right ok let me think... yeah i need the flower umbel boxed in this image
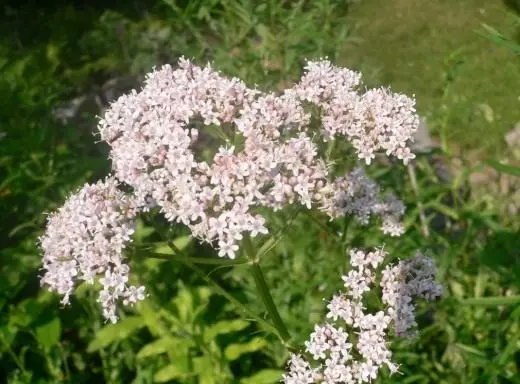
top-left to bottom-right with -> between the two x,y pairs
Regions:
39,177 -> 144,323
40,58 -> 420,322
97,58 -> 416,258
283,248 -> 442,383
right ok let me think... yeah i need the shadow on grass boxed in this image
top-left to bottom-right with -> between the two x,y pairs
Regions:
477,228 -> 520,288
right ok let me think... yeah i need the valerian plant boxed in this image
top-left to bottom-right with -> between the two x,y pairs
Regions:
39,58 -> 442,383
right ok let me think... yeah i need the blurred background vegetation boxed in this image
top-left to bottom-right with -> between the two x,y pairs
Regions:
1,0 -> 520,383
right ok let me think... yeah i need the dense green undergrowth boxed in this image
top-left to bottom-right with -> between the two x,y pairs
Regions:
1,1 -> 519,383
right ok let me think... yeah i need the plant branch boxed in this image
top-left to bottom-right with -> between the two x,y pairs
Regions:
407,162 -> 430,238
171,253 -> 280,338
243,235 -> 291,343
136,248 -> 249,266
148,223 -> 285,340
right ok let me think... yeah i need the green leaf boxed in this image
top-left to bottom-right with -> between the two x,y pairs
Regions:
224,337 -> 267,361
136,301 -> 171,337
241,369 -> 283,384
426,202 -> 460,220
136,337 -> 179,359
461,296 -> 520,306
134,219 -> 155,243
0,325 -> 18,349
204,319 -> 250,343
455,343 -> 486,357
35,317 -> 61,349
154,364 -> 191,382
154,235 -> 192,255
485,159 -> 520,177
87,316 -> 145,352
193,355 -> 218,384
480,24 -> 520,55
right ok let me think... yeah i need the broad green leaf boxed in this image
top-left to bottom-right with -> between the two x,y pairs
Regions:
137,337 -> 179,359
241,369 -> 283,384
87,316 -> 145,352
35,317 -> 61,349
224,337 -> 267,361
485,159 -> 520,177
204,319 -> 250,343
74,282 -> 91,299
461,296 -> 520,306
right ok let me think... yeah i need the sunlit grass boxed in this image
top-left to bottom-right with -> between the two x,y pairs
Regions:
340,0 -> 520,154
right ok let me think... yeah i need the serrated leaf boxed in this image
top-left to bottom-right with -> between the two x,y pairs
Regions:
87,316 -> 145,352
35,317 -> 61,349
204,319 -> 250,343
224,337 -> 267,361
241,369 -> 283,384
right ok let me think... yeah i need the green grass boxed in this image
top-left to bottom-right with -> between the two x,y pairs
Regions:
340,0 -> 520,154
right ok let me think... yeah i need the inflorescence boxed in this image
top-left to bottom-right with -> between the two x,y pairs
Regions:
40,58 -> 420,323
283,248 -> 442,383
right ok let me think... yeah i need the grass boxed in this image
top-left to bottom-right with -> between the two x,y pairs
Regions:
340,0 -> 520,155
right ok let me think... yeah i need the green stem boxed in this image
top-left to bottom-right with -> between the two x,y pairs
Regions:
250,262 -> 291,342
0,334 -> 26,374
341,215 -> 350,243
137,248 -> 249,266
150,222 -> 293,345
243,236 -> 291,343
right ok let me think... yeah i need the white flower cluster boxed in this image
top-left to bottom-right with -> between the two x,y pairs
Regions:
39,177 -> 145,323
97,58 -> 416,258
283,248 -> 442,383
289,60 -> 418,165
40,59 -> 419,321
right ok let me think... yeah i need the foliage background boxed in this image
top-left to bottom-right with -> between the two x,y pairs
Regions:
1,0 -> 520,383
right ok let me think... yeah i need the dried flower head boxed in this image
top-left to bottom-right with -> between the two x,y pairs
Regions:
283,248 -> 442,383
